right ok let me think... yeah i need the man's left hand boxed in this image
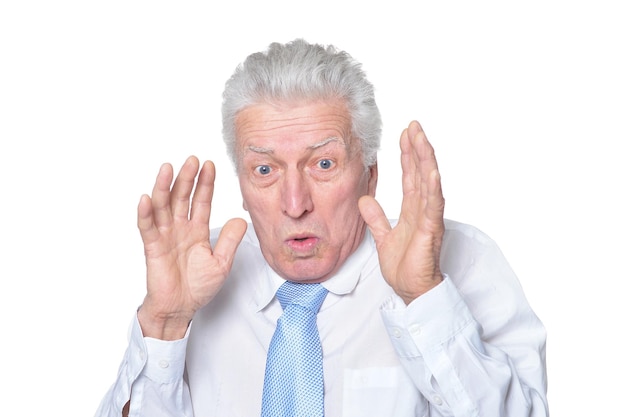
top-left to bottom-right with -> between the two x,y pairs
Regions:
359,121 -> 445,304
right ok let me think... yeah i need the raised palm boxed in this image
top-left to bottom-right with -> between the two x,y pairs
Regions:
137,157 -> 247,339
359,121 -> 445,304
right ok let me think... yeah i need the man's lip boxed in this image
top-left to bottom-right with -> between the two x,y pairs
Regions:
285,233 -> 319,241
284,234 -> 320,251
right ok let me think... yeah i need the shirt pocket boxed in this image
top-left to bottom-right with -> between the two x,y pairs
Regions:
342,367 -> 429,417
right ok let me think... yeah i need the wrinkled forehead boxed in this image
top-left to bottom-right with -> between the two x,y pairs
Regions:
233,99 -> 357,155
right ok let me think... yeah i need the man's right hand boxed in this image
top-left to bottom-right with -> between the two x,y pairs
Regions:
136,156 -> 247,340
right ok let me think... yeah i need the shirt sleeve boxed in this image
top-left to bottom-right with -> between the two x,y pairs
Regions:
94,314 -> 193,417
380,243 -> 548,416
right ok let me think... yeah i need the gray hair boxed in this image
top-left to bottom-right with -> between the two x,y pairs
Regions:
221,39 -> 382,168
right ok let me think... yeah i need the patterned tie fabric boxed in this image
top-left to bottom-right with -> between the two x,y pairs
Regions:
261,281 -> 329,417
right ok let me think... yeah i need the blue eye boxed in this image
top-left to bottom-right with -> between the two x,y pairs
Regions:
255,165 -> 272,175
318,159 -> 333,169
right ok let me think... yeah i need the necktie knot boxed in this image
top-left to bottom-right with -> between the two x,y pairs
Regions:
276,281 -> 328,313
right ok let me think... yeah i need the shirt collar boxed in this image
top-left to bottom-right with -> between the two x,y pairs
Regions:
254,228 -> 377,312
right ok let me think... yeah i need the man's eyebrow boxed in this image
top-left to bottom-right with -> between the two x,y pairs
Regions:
245,137 -> 345,154
308,137 -> 344,149
246,145 -> 274,154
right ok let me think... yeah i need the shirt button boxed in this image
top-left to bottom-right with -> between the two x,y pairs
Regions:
158,360 -> 170,369
391,327 -> 402,338
432,395 -> 443,406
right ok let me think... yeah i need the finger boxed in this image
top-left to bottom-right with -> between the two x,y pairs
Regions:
358,195 -> 391,244
150,163 -> 175,228
170,156 -> 200,221
425,169 -> 445,226
190,160 -> 216,228
408,125 -> 444,235
212,218 -> 248,268
407,121 -> 439,196
137,194 -> 160,245
400,127 -> 418,197
400,122 -> 428,225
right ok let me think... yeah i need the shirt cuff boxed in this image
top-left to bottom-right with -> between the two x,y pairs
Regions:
380,275 -> 475,357
127,314 -> 190,384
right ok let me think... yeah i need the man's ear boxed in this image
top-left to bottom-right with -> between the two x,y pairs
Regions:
367,162 -> 378,197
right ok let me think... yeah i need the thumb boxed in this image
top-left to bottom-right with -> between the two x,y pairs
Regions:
358,195 -> 391,244
213,218 -> 248,267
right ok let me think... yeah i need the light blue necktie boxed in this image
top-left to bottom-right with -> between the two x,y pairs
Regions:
261,281 -> 329,417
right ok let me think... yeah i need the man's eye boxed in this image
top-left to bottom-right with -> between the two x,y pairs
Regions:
318,159 -> 333,170
255,165 -> 272,175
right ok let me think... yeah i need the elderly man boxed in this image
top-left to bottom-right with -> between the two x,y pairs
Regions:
96,39 -> 548,417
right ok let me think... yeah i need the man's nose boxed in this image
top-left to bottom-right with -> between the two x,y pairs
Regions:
280,170 -> 313,218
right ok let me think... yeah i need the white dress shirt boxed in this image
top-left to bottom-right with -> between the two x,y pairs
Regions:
95,219 -> 548,417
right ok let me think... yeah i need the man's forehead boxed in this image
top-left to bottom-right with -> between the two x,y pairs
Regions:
236,99 -> 349,127
235,100 -> 352,142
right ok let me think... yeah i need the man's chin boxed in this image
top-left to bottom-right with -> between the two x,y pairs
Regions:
273,259 -> 335,284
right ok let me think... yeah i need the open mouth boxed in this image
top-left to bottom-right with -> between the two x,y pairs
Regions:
286,235 -> 319,252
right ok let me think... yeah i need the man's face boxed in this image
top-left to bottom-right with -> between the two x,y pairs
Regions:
235,99 -> 378,283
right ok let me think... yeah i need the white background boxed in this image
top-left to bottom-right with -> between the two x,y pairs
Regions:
1,1 -> 624,415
